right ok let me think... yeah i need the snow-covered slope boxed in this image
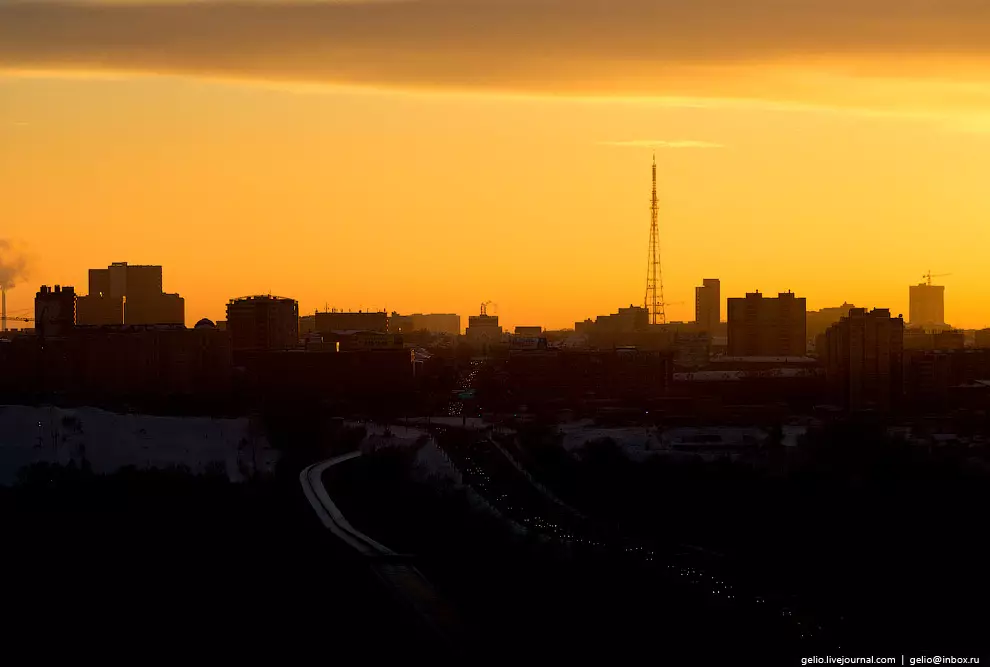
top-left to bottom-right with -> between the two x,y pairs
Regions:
352,422 -> 429,453
0,404 -> 277,485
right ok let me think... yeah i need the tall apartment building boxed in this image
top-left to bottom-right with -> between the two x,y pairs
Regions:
694,278 -> 720,334
35,285 -> 76,338
909,283 -> 945,328
77,262 -> 184,326
806,303 -> 856,344
226,295 -> 299,352
823,308 -> 904,410
727,291 -> 807,357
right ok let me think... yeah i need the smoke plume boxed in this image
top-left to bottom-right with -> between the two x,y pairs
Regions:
0,239 -> 30,290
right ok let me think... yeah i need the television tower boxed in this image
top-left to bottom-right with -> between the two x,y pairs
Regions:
644,153 -> 666,325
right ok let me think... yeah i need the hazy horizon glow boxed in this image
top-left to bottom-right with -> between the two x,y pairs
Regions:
1,1 -> 989,329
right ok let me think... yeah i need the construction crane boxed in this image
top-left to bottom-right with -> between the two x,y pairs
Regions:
922,271 -> 951,286
1,315 -> 33,332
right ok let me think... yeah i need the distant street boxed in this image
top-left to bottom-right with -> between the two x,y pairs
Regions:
427,415 -> 824,651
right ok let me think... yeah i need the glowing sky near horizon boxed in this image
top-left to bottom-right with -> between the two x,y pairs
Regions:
1,0 -> 989,328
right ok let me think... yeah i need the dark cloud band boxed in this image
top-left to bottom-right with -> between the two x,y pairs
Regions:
1,0 -> 988,99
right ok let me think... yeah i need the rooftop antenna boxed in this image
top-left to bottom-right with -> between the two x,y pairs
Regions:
644,152 -> 666,325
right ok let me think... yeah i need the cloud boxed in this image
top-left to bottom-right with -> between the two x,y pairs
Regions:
1,0 -> 990,114
0,239 -> 30,290
601,140 -> 724,149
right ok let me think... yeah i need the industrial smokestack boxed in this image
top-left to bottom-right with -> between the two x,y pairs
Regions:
0,239 -> 30,333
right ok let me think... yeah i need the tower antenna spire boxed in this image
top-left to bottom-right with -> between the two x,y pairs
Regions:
645,153 -> 666,325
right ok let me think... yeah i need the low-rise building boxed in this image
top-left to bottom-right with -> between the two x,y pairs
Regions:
389,313 -> 461,335
76,294 -> 123,326
316,310 -> 388,334
904,328 -> 965,351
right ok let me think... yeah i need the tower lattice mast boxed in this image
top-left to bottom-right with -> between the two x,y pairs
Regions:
645,153 -> 666,325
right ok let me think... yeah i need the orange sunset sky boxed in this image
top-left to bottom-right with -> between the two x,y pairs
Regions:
1,0 -> 989,330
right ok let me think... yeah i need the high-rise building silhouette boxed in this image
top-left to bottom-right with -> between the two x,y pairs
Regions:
644,154 -> 666,325
807,302 -> 856,347
823,308 -> 904,410
466,302 -> 502,352
226,295 -> 299,352
694,279 -> 720,333
77,262 -> 183,326
909,283 -> 945,328
35,285 -> 76,338
727,291 -> 807,357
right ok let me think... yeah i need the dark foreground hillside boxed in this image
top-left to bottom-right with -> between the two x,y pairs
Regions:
1,463 -> 430,660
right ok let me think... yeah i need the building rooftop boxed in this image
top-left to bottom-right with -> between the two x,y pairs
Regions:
713,356 -> 817,364
227,295 -> 297,303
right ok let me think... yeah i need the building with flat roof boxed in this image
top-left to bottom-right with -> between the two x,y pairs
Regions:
909,283 -> 945,328
466,304 -> 502,353
694,279 -> 720,334
330,331 -> 404,351
388,313 -> 461,335
807,303 -> 856,348
76,294 -> 123,326
79,262 -> 184,326
576,305 -> 649,335
904,327 -> 965,351
35,285 -> 76,338
226,295 -> 299,352
574,304 -> 674,350
823,308 -> 904,410
388,313 -> 414,334
727,291 -> 806,357
315,310 -> 388,334
299,314 -> 317,336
